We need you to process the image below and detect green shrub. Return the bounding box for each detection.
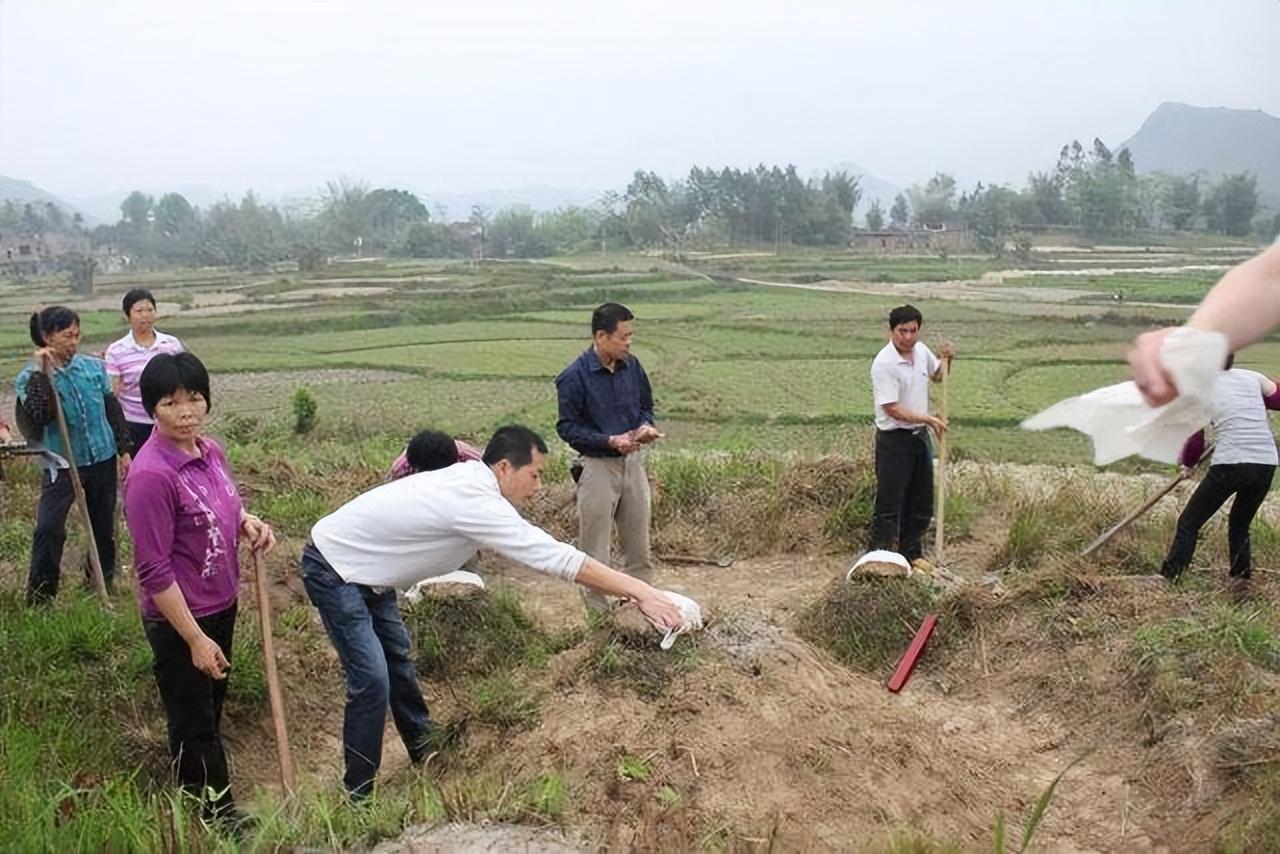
[291,386,318,435]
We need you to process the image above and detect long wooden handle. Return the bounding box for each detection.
[1080,445,1213,558]
[42,356,110,606]
[252,549,296,796]
[934,358,950,562]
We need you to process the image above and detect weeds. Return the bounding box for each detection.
[616,754,651,782]
[403,585,557,679]
[472,672,542,728]
[798,576,940,673]
[582,621,701,699]
[1130,602,1280,724]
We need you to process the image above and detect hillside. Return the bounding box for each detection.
[0,174,88,221]
[1119,102,1280,210]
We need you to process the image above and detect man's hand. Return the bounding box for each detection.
[635,589,682,632]
[241,513,277,553]
[936,340,957,362]
[926,415,948,435]
[608,433,640,454]
[190,634,230,680]
[1128,327,1179,406]
[631,424,664,445]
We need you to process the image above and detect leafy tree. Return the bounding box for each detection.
[401,222,469,258]
[318,177,370,251]
[889,193,910,228]
[1025,171,1068,225]
[1158,174,1200,230]
[120,191,154,227]
[363,188,428,249]
[154,193,196,236]
[906,173,957,226]
[865,199,884,231]
[488,206,550,258]
[1204,173,1258,236]
[960,184,1019,255]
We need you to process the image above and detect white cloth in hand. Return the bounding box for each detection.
[656,590,704,650]
[1021,327,1227,465]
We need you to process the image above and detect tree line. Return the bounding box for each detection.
[1,140,1273,272]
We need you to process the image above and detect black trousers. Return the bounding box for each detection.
[871,429,934,561]
[143,603,238,819]
[126,421,154,453]
[1162,463,1276,580]
[27,457,117,605]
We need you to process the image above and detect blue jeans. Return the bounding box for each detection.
[300,542,432,798]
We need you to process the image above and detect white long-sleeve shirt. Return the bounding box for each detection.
[311,460,586,588]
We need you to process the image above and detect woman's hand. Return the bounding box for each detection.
[190,634,230,680]
[241,513,276,553]
[635,589,683,632]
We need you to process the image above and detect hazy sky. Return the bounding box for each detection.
[2,0,1277,202]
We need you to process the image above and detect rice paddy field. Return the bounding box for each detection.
[2,243,1273,472]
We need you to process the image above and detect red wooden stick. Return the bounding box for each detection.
[887,614,938,693]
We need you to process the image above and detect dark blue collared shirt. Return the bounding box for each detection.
[555,347,655,457]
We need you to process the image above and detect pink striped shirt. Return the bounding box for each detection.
[104,330,184,423]
[387,439,484,481]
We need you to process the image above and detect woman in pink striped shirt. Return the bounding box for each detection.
[105,288,184,452]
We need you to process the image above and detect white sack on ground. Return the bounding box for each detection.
[656,590,704,650]
[404,571,486,603]
[846,550,911,580]
[1021,327,1228,465]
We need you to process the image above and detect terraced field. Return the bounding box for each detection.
[2,244,1276,470]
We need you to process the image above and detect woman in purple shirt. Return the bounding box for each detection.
[122,352,274,826]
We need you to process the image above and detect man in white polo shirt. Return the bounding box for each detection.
[301,424,685,800]
[869,304,955,566]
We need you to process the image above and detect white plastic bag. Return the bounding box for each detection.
[403,570,486,604]
[656,590,703,650]
[1022,327,1227,465]
[846,549,911,581]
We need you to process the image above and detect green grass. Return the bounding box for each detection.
[1130,602,1280,723]
[797,577,940,673]
[403,586,563,680]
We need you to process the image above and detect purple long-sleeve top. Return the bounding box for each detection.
[123,432,243,621]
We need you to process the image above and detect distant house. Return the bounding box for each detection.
[0,231,92,277]
[95,246,131,274]
[848,226,974,254]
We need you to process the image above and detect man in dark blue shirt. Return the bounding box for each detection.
[555,303,662,613]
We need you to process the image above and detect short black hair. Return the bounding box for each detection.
[482,425,548,469]
[888,304,923,329]
[405,430,458,473]
[591,302,635,336]
[140,352,212,417]
[123,288,156,316]
[29,306,79,347]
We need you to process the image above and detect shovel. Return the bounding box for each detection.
[0,443,71,482]
[1081,444,1214,559]
[42,355,111,607]
[252,549,296,796]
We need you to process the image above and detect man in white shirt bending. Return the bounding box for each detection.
[868,304,955,566]
[301,424,683,800]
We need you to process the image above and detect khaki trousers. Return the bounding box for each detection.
[576,453,653,612]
